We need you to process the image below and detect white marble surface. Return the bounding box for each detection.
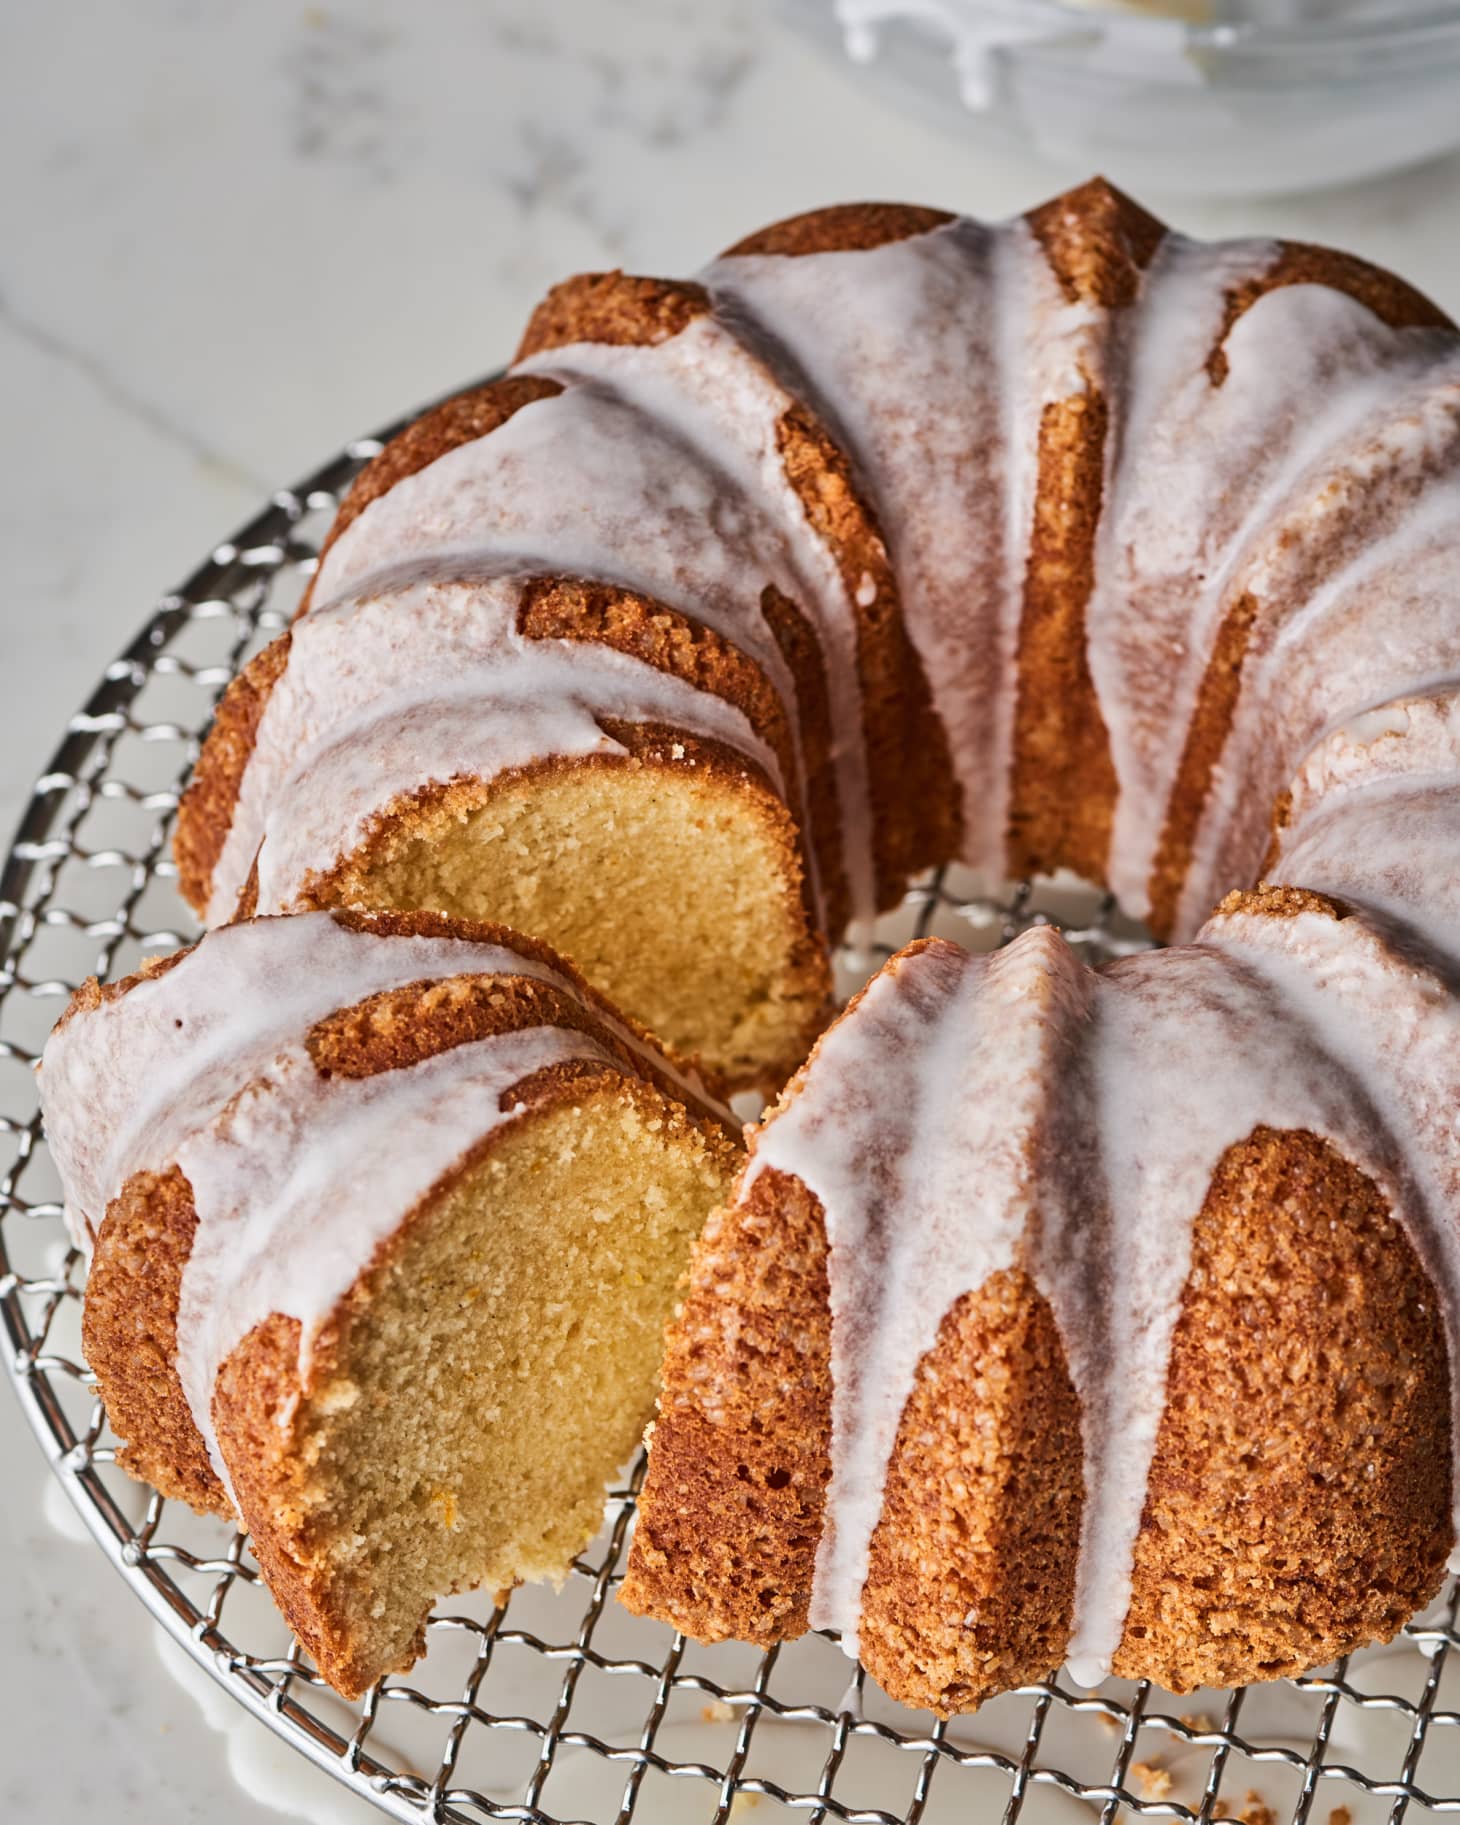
[2,1,1459,1819]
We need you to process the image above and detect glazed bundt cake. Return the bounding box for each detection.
[622,913,1460,1710]
[41,911,740,1698]
[60,177,1460,1707]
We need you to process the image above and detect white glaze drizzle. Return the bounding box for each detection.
[1267,690,1460,963]
[707,218,1061,877]
[216,207,1460,953]
[40,913,720,1496]
[42,912,565,1248]
[746,934,1090,1655]
[207,579,783,925]
[1175,427,1460,936]
[1090,262,1459,922]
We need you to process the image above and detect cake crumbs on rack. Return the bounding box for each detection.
[1130,1761,1173,1800]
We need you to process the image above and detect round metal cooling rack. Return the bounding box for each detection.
[5,413,1460,1825]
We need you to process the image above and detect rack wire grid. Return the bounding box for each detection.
[5,410,1460,1825]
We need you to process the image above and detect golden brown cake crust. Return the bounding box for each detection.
[1025,176,1165,309]
[82,1164,229,1515]
[773,404,960,902]
[1119,1126,1452,1691]
[860,1269,1083,1713]
[720,202,954,260]
[759,582,848,938]
[210,1306,395,1692]
[175,634,292,917]
[1007,389,1119,883]
[1147,591,1261,940]
[620,1167,832,1646]
[1005,179,1165,885]
[516,271,710,360]
[306,965,737,1130]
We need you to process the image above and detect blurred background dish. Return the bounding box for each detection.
[788,0,1460,192]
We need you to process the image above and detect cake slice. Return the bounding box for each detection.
[42,910,742,1698]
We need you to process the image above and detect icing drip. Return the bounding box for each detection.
[208,580,782,926]
[1089,259,1458,922]
[707,218,1062,878]
[40,913,721,1496]
[751,921,1426,1679]
[747,934,1090,1653]
[1173,366,1460,936]
[1060,939,1410,1680]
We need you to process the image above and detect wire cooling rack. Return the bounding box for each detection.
[6,415,1460,1825]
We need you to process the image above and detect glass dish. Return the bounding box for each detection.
[786,0,1460,195]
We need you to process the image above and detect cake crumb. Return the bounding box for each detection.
[701,1699,736,1724]
[729,1797,762,1817]
[1131,1761,1172,1800]
[1181,1712,1215,1733]
[1234,1793,1275,1825]
[1328,1810,1352,1825]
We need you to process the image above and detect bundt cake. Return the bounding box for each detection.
[41,910,741,1698]
[62,177,1460,1708]
[623,908,1460,1711]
